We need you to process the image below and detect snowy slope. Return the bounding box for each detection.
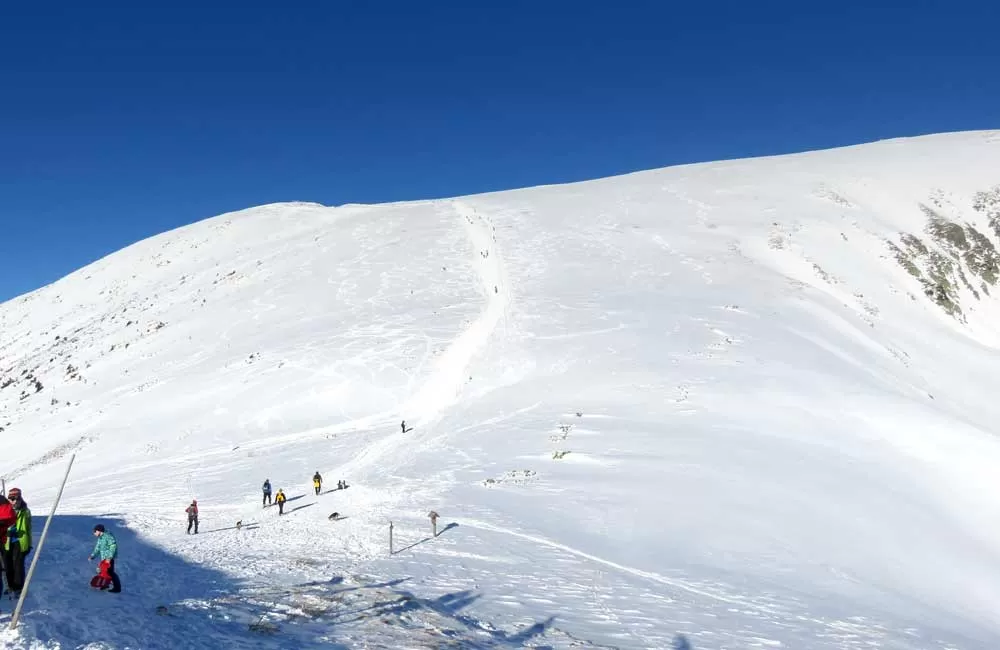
[4,131,1000,649]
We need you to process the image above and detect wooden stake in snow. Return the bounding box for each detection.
[10,453,76,630]
[429,510,439,537]
[389,521,394,555]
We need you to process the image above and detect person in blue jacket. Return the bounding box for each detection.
[88,524,122,593]
[262,479,272,507]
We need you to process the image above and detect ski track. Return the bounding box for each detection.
[457,517,748,608]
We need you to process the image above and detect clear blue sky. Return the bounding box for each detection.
[2,0,997,301]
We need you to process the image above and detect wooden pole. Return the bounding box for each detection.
[389,521,394,555]
[10,453,75,630]
[429,511,439,537]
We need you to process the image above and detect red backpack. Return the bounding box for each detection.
[90,560,112,590]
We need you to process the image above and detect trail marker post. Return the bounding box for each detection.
[429,511,439,537]
[389,521,394,555]
[10,453,76,630]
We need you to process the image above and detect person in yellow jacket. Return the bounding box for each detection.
[275,489,287,515]
[312,471,322,496]
[3,487,32,596]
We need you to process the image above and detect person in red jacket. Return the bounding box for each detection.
[185,500,199,534]
[0,494,15,595]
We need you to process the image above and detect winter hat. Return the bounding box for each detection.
[94,524,106,533]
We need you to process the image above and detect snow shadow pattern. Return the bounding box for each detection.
[7,514,245,649]
[393,521,460,554]
[196,575,567,648]
[6,518,582,648]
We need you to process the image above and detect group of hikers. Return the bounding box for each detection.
[259,471,346,515]
[182,472,348,537]
[260,479,285,512]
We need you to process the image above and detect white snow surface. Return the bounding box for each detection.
[3,131,1000,648]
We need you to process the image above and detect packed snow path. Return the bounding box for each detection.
[5,133,1000,648]
[340,201,512,480]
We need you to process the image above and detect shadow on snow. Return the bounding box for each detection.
[7,516,567,649]
[231,575,563,648]
[393,521,460,555]
[8,514,249,649]
[199,524,261,535]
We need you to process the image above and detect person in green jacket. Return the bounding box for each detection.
[88,524,121,593]
[3,487,31,595]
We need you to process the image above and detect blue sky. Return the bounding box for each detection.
[2,0,998,301]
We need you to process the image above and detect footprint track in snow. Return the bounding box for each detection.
[337,201,513,480]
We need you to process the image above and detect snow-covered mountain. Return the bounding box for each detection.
[4,131,1000,649]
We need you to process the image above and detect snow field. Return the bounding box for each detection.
[4,132,1000,647]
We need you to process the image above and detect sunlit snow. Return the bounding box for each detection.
[3,131,1000,648]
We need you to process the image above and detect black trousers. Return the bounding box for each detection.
[106,558,122,593]
[278,501,284,514]
[314,485,321,495]
[3,546,26,593]
[187,517,199,534]
[263,492,272,506]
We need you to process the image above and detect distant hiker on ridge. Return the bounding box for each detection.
[312,471,322,496]
[186,500,199,535]
[3,488,31,597]
[262,479,272,507]
[275,489,287,515]
[89,524,122,593]
[400,420,406,433]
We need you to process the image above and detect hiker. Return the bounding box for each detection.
[3,488,31,596]
[262,479,272,507]
[312,471,322,496]
[88,524,122,593]
[0,494,15,595]
[401,420,406,433]
[275,489,286,515]
[186,500,199,534]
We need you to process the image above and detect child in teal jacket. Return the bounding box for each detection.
[88,524,122,593]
